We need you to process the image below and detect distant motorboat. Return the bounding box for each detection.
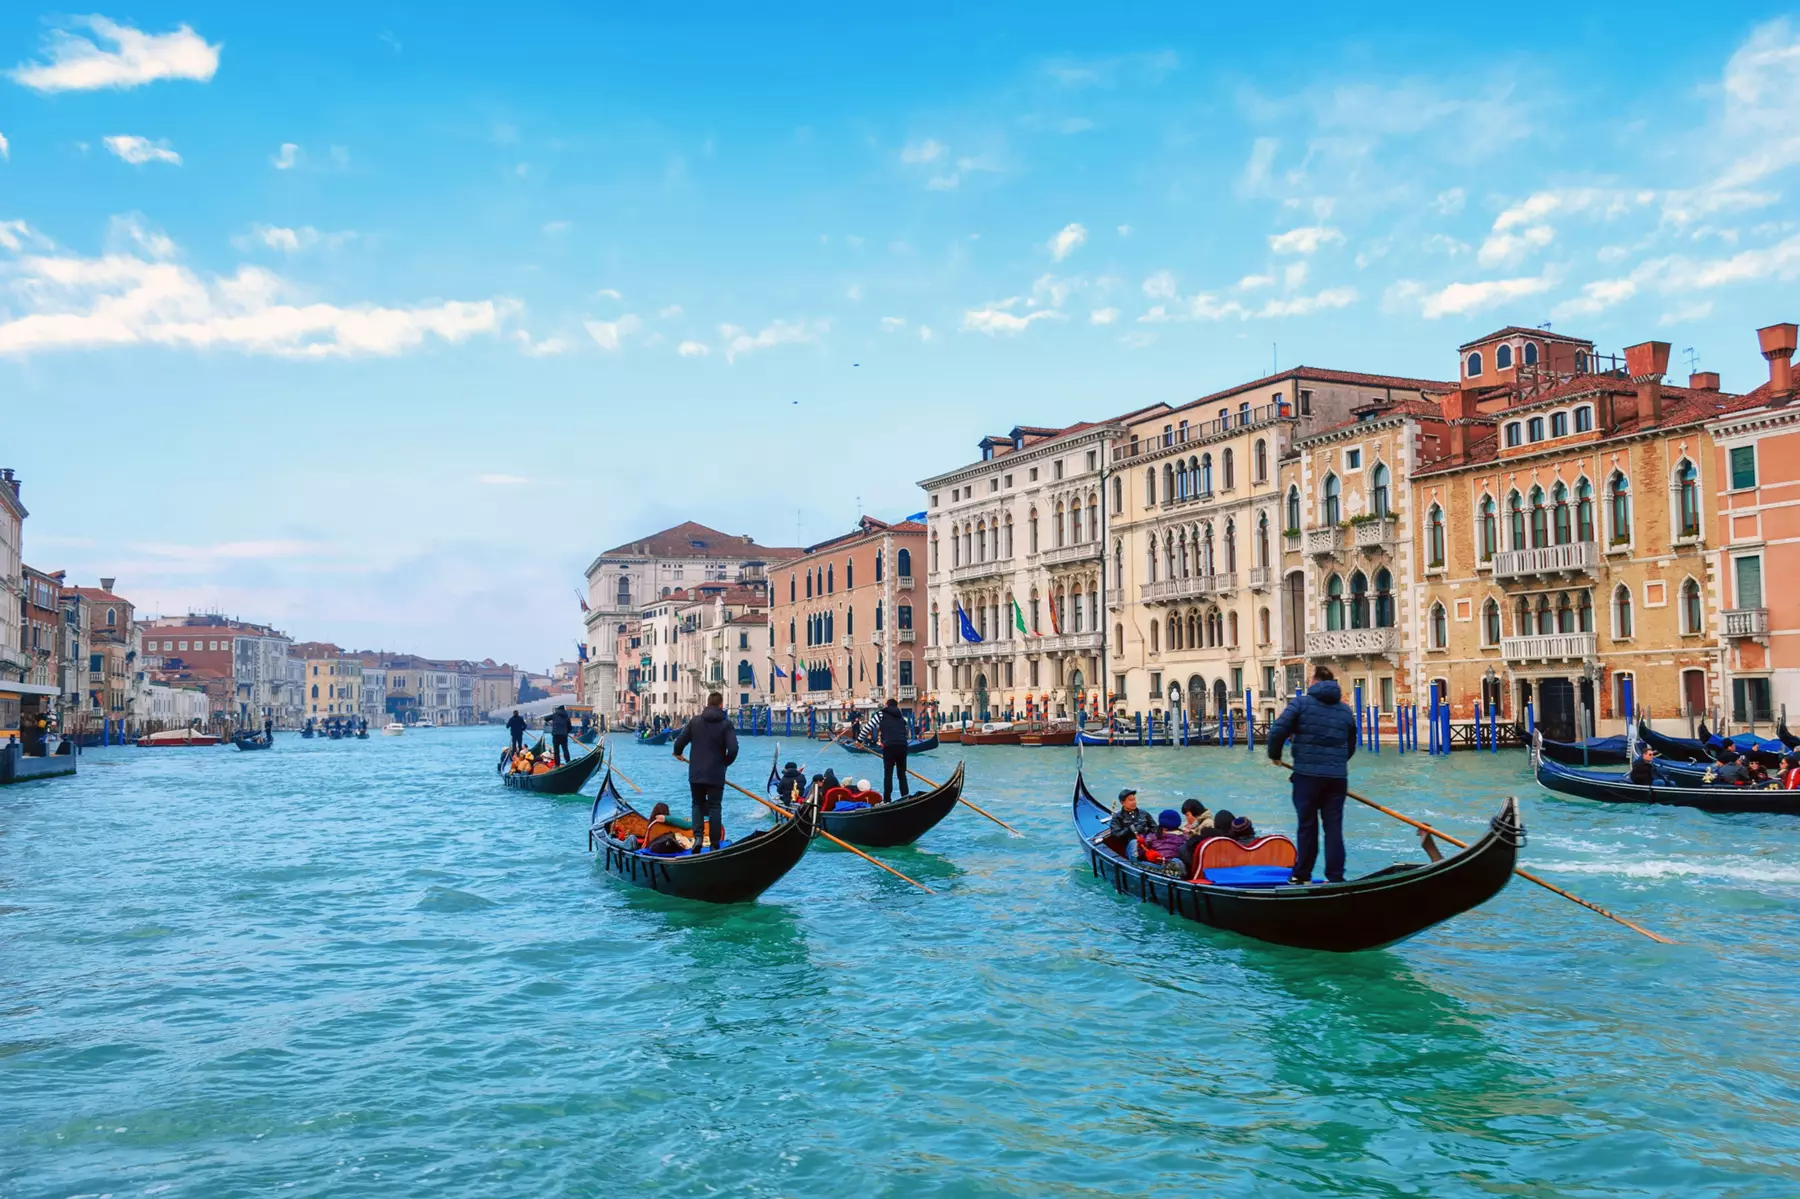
[382,722,405,736]
[138,728,222,747]
[413,719,434,729]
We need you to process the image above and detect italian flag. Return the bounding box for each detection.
[1013,599,1033,637]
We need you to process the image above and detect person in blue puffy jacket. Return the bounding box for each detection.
[1268,665,1359,884]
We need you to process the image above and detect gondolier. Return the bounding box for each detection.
[507,709,527,754]
[549,705,573,765]
[1268,665,1359,884]
[877,698,912,802]
[672,691,739,853]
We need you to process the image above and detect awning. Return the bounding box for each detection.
[0,681,61,698]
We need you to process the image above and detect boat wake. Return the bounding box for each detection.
[1541,858,1800,886]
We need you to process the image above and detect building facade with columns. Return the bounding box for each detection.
[768,516,926,719]
[922,420,1157,723]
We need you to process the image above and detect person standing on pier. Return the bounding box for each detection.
[507,709,527,755]
[1268,665,1358,885]
[877,698,912,802]
[673,691,739,853]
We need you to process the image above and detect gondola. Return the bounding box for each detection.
[572,728,599,746]
[1534,739,1800,815]
[840,733,939,756]
[818,763,965,847]
[231,732,272,751]
[1072,767,1523,952]
[1778,720,1800,750]
[1075,727,1173,747]
[500,744,605,795]
[637,728,673,746]
[1537,734,1631,767]
[587,771,818,903]
[1692,722,1787,763]
[1636,723,1721,764]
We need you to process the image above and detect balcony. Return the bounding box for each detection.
[1038,632,1103,654]
[1501,632,1598,663]
[1492,540,1599,582]
[1350,516,1398,551]
[1248,567,1271,590]
[1140,574,1227,604]
[1039,542,1103,568]
[1283,530,1301,554]
[1306,627,1401,657]
[950,559,1009,584]
[1723,608,1769,638]
[1304,526,1342,556]
[897,685,917,700]
[898,628,916,642]
[944,642,996,661]
[897,575,915,590]
[1110,401,1293,463]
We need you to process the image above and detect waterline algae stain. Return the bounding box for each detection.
[3,729,1798,1195]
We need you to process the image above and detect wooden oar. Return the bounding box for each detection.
[679,755,935,894]
[1272,760,1674,945]
[896,765,1020,835]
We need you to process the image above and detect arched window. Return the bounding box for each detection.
[1496,343,1513,370]
[1325,575,1345,631]
[1150,620,1160,652]
[846,559,855,588]
[1478,495,1497,562]
[1536,594,1553,635]
[1228,611,1239,646]
[1482,598,1501,645]
[106,608,117,628]
[1576,479,1595,542]
[1575,350,1590,372]
[1430,602,1448,648]
[1224,520,1237,574]
[1523,341,1539,366]
[1028,509,1039,553]
[1255,439,1268,483]
[1579,590,1594,633]
[1609,472,1631,545]
[806,572,813,598]
[311,683,319,699]
[1222,448,1235,490]
[1167,613,1180,651]
[1145,541,1158,582]
[1466,351,1483,377]
[1259,607,1271,643]
[1323,474,1340,525]
[1557,593,1574,634]
[1163,464,1175,503]
[1349,571,1370,629]
[1201,525,1216,575]
[1427,504,1445,568]
[1069,498,1082,544]
[827,563,835,593]
[1515,595,1531,636]
[1505,422,1523,448]
[1257,513,1270,569]
[1145,467,1157,506]
[1200,454,1214,494]
[1055,502,1067,548]
[1112,475,1122,515]
[1174,460,1188,500]
[1114,540,1124,589]
[1552,482,1571,544]
[789,619,796,644]
[1681,578,1703,634]
[1374,568,1394,627]
[976,522,987,562]
[875,552,884,581]
[1529,486,1548,548]
[1114,622,1124,654]
[1286,486,1301,532]
[897,548,912,578]
[1613,584,1633,638]
[1676,460,1700,538]
[1508,491,1525,550]
[1370,464,1390,517]
[847,607,855,636]
[1088,495,1098,541]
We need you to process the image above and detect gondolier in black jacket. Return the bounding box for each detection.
[507,709,527,755]
[1268,665,1359,884]
[673,692,739,853]
[877,698,912,802]
[548,705,573,764]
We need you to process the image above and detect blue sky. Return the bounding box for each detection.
[3,2,1797,667]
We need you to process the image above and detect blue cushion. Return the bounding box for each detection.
[1203,865,1299,887]
[833,801,869,812]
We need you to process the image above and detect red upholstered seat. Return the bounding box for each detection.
[822,786,853,811]
[1191,834,1298,882]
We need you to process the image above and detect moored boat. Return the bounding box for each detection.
[937,725,964,744]
[588,772,818,902]
[1534,740,1800,815]
[1537,734,1631,767]
[961,722,1022,746]
[138,728,222,747]
[382,722,405,736]
[1020,724,1077,747]
[501,745,605,795]
[1072,768,1522,951]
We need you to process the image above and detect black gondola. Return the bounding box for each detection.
[231,732,272,751]
[1636,723,1719,763]
[841,733,940,756]
[818,763,964,847]
[572,728,598,746]
[588,771,818,903]
[1072,768,1522,952]
[1534,742,1800,816]
[637,728,673,746]
[1778,720,1800,749]
[1537,734,1630,767]
[500,744,605,795]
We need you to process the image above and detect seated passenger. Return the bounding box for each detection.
[852,777,882,805]
[1103,788,1157,849]
[1782,754,1800,790]
[776,761,807,802]
[1628,746,1658,785]
[1207,809,1256,841]
[1746,758,1771,785]
[643,802,694,854]
[1714,752,1748,785]
[1178,799,1213,838]
[1142,810,1190,868]
[821,768,843,794]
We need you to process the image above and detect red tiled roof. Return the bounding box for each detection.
[1457,326,1594,352]
[601,521,802,561]
[71,586,128,604]
[1162,365,1456,421]
[1299,397,1453,441]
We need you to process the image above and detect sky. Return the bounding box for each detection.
[3,2,1799,669]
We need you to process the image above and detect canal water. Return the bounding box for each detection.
[3,728,1797,1196]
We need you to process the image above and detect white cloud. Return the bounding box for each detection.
[926,174,960,191]
[1030,273,1081,309]
[1119,331,1157,349]
[1434,187,1466,215]
[511,331,569,357]
[918,325,933,342]
[594,288,624,301]
[1417,273,1556,319]
[1660,300,1715,326]
[583,314,642,351]
[104,135,180,166]
[477,473,530,485]
[0,221,510,358]
[1477,223,1556,267]
[0,133,8,160]
[1049,222,1088,262]
[900,139,946,164]
[1424,234,1470,257]
[1117,224,1131,237]
[0,220,49,251]
[1089,307,1119,325]
[271,143,299,170]
[677,339,710,357]
[962,300,1064,335]
[1239,137,1279,194]
[880,316,907,331]
[1140,282,1356,323]
[717,318,825,363]
[1283,262,1310,290]
[658,304,683,318]
[919,152,1002,192]
[10,17,220,92]
[1142,269,1179,299]
[236,225,354,255]
[1237,273,1274,290]
[1268,225,1344,254]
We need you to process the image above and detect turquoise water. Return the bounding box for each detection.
[4,728,1798,1196]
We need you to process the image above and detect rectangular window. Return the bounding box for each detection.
[990,478,999,492]
[1053,460,1064,480]
[1505,423,1522,447]
[1731,446,1757,490]
[1527,417,1545,442]
[1113,673,1126,698]
[1299,389,1312,416]
[1231,667,1244,694]
[1150,671,1162,695]
[1029,468,1039,482]
[1736,554,1764,609]
[1574,406,1594,433]
[1734,676,1773,723]
[1086,450,1097,471]
[1263,665,1277,695]
[1003,474,1013,488]
[1029,659,1039,687]
[1550,412,1568,437]
[1379,676,1394,710]
[1345,449,1361,470]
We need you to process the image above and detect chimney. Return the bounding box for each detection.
[100,577,116,593]
[1440,389,1477,463]
[1759,323,1797,395]
[1689,371,1721,391]
[1624,340,1670,426]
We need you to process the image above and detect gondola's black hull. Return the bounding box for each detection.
[501,746,604,795]
[232,735,271,751]
[841,734,939,756]
[819,763,965,847]
[1534,752,1800,815]
[589,773,817,903]
[637,729,673,746]
[1537,735,1629,767]
[1639,722,1785,768]
[1072,772,1522,952]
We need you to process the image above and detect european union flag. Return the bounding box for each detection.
[956,603,983,644]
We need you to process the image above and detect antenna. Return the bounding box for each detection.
[1272,342,1278,374]
[1683,346,1699,375]
[856,495,862,520]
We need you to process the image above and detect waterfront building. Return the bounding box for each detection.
[921,421,1155,724]
[1411,326,1759,740]
[640,585,766,721]
[22,565,61,694]
[140,614,293,727]
[581,523,800,722]
[613,619,644,727]
[359,661,388,726]
[768,516,927,720]
[0,470,63,743]
[301,646,364,720]
[70,577,135,735]
[474,661,520,719]
[1704,322,1799,725]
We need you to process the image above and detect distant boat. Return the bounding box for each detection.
[382,722,405,736]
[413,718,434,729]
[139,728,222,747]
